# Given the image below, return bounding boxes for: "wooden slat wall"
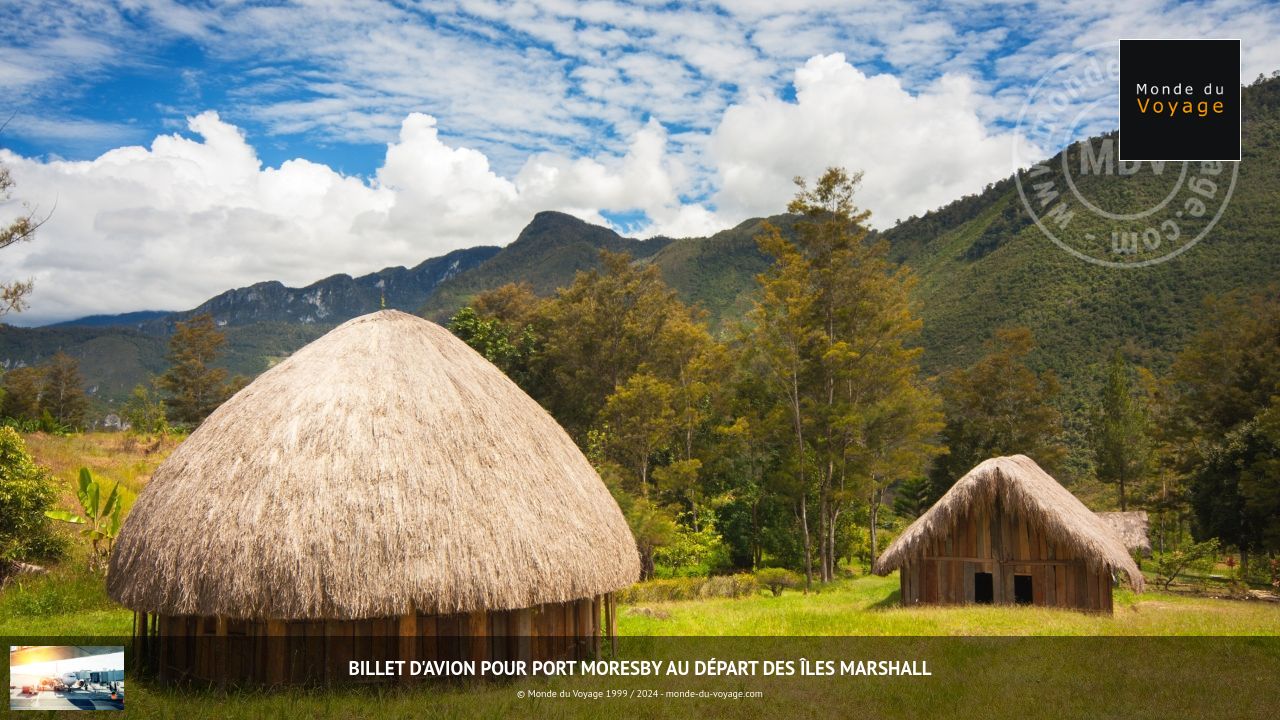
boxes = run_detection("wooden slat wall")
[146,595,603,686]
[900,504,1118,613]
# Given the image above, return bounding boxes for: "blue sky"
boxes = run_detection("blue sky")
[2,1,1278,324]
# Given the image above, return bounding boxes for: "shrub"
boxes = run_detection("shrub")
[0,427,65,579]
[616,573,759,604]
[755,567,802,597]
[1153,538,1220,591]
[698,573,759,599]
[653,521,732,578]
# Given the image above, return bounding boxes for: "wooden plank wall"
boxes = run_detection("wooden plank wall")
[898,505,1115,613]
[141,595,605,687]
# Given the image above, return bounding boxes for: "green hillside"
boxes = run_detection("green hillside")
[0,325,168,408]
[420,212,790,329]
[890,76,1280,405]
[646,215,792,327]
[418,210,673,320]
[0,322,334,416]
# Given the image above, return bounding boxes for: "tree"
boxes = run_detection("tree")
[589,437,677,581]
[0,427,64,580]
[121,383,168,435]
[1,365,44,421]
[929,326,1066,500]
[648,308,728,530]
[1090,351,1154,510]
[448,282,544,389]
[892,476,933,519]
[157,313,235,426]
[711,378,788,571]
[1167,290,1280,569]
[747,168,942,586]
[600,372,677,498]
[40,352,88,430]
[0,158,42,317]
[539,252,686,437]
[743,220,817,586]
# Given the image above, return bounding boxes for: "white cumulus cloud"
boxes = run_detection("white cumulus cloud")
[0,110,709,324]
[709,54,1041,227]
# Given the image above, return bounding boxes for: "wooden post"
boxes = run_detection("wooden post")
[591,596,601,659]
[132,612,141,673]
[266,620,287,686]
[149,613,158,677]
[467,611,488,664]
[548,604,560,659]
[399,606,418,684]
[575,598,592,659]
[420,615,438,662]
[607,594,617,657]
[158,615,170,684]
[215,616,228,688]
[512,608,532,666]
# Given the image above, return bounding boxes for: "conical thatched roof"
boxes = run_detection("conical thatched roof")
[874,455,1143,591]
[1096,511,1152,556]
[108,310,640,620]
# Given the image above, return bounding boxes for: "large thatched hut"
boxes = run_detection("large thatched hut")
[874,455,1142,613]
[108,310,640,685]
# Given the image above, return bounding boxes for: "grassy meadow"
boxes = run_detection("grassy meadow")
[4,432,1278,718]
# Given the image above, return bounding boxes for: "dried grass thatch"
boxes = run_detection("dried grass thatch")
[108,310,640,620]
[1096,511,1152,556]
[874,455,1143,591]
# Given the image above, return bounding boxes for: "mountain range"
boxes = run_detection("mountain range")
[4,76,1279,430]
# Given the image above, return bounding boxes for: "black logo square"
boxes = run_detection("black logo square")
[1119,39,1240,161]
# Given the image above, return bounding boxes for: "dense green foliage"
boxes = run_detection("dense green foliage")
[928,327,1065,500]
[445,142,1280,582]
[1090,352,1155,510]
[121,383,169,434]
[1166,290,1280,566]
[1153,538,1221,592]
[0,428,64,576]
[0,352,90,431]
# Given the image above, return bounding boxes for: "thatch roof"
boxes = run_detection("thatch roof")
[874,455,1143,591]
[1096,511,1152,556]
[108,310,640,620]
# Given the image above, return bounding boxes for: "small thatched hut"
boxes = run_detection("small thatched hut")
[874,455,1142,613]
[108,310,640,685]
[1096,511,1152,556]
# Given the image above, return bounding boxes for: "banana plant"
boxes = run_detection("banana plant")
[46,468,123,571]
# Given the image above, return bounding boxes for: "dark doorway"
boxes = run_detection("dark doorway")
[1014,574,1033,604]
[974,572,994,604]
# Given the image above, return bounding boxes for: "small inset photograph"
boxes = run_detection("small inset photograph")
[9,646,124,711]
